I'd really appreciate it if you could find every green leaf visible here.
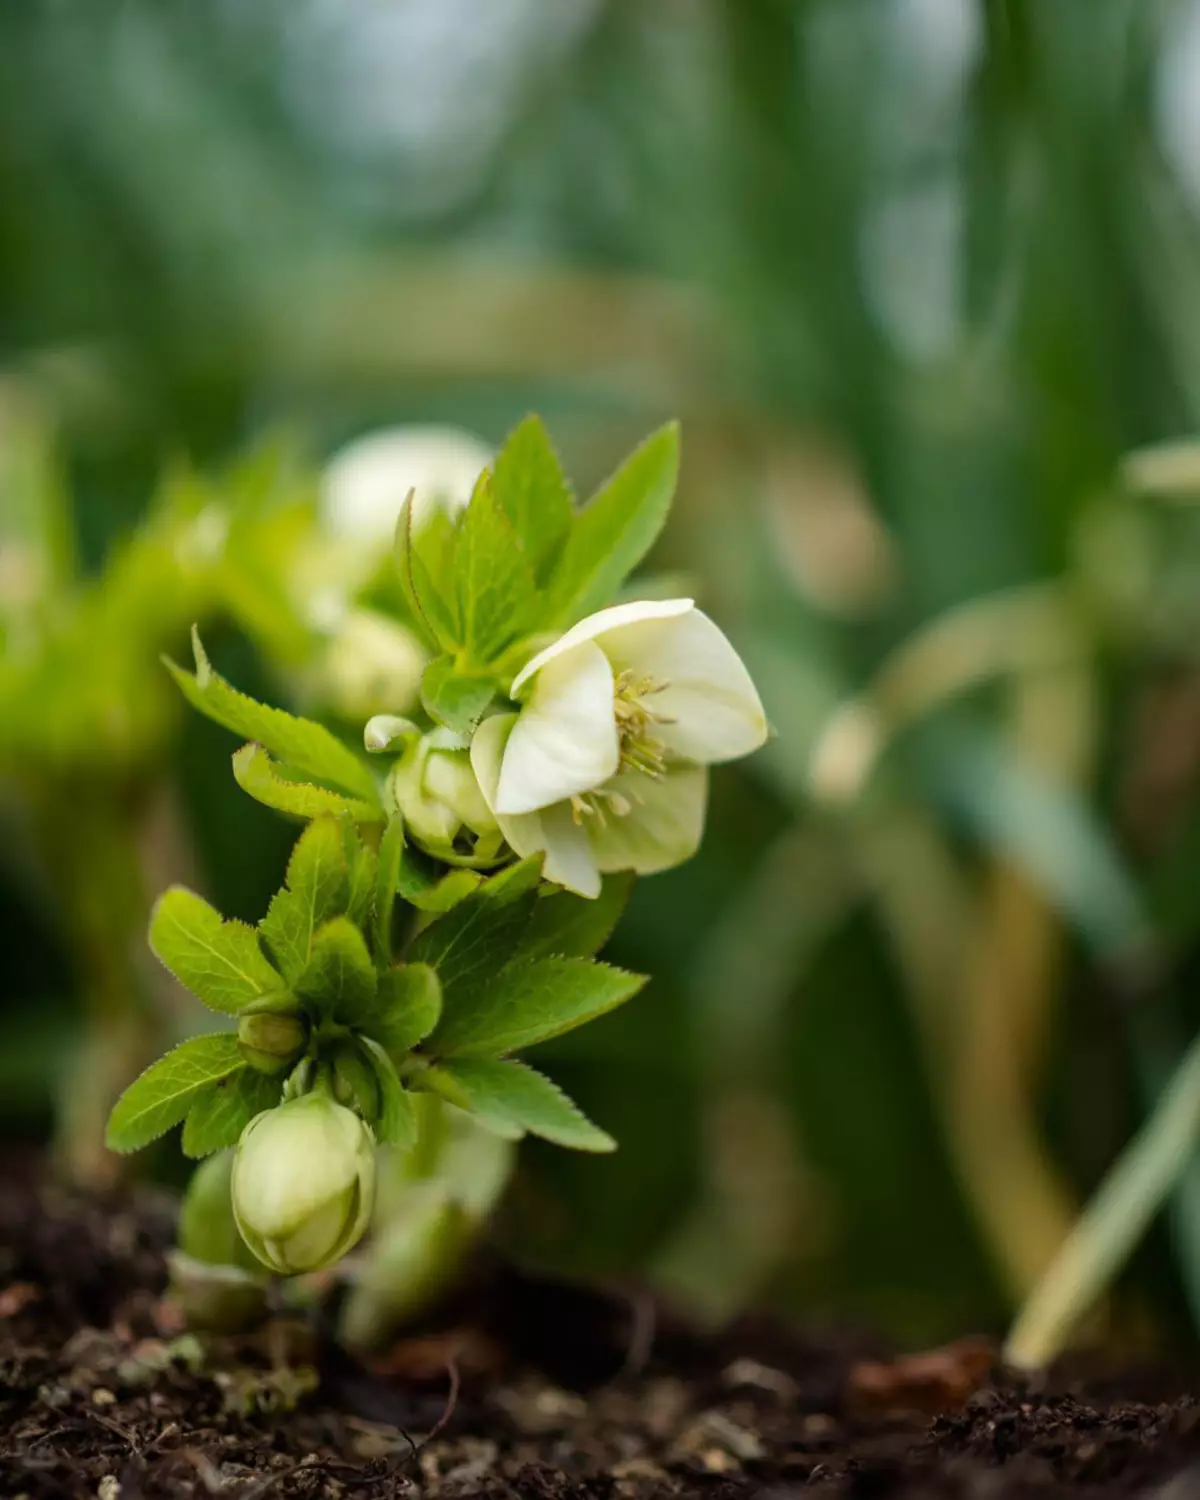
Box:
[344,823,379,928]
[396,842,483,913]
[259,817,349,981]
[420,655,497,736]
[232,743,382,824]
[106,1034,244,1153]
[491,414,574,579]
[429,957,645,1059]
[520,872,635,960]
[544,423,680,625]
[181,1069,282,1158]
[360,1038,417,1150]
[428,1058,615,1152]
[394,494,461,650]
[407,857,542,998]
[374,814,405,965]
[166,627,378,800]
[150,886,280,1015]
[371,963,442,1054]
[454,474,540,663]
[298,917,378,1025]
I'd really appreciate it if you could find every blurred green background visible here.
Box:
[7,0,1200,1348]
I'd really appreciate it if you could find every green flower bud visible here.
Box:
[237,1008,307,1080]
[173,1152,269,1333]
[231,1094,376,1276]
[387,729,502,864]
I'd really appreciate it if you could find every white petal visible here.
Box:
[601,607,767,764]
[587,766,708,876]
[321,425,492,548]
[495,641,619,815]
[510,598,695,697]
[471,715,601,897]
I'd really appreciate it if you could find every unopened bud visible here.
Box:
[388,730,502,864]
[238,1008,308,1075]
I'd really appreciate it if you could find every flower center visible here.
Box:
[569,671,673,826]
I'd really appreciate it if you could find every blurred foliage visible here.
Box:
[7,0,1200,1346]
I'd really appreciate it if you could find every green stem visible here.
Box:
[1005,1025,1200,1369]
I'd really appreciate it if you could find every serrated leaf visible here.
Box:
[260,817,349,981]
[298,916,377,1025]
[429,957,645,1059]
[395,494,461,650]
[491,414,574,579]
[407,858,542,998]
[544,423,680,625]
[181,1069,282,1158]
[167,627,377,800]
[150,887,280,1015]
[344,823,378,928]
[520,872,635,960]
[455,474,540,664]
[428,1058,615,1152]
[232,744,382,824]
[106,1034,244,1153]
[360,1038,417,1150]
[420,656,497,736]
[371,963,442,1054]
[396,843,483,913]
[374,814,405,965]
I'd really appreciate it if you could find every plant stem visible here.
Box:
[1005,1025,1200,1369]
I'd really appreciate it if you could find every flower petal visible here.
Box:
[471,715,601,897]
[495,641,619,815]
[587,765,708,876]
[510,598,695,697]
[601,607,767,764]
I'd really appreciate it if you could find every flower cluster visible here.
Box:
[107,415,767,1308]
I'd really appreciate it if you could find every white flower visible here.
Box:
[318,608,428,720]
[321,424,492,551]
[232,1094,376,1275]
[471,599,767,898]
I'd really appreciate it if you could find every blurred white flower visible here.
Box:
[318,607,428,720]
[470,599,767,897]
[320,423,492,551]
[232,1093,376,1276]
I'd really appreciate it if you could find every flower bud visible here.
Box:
[232,1094,376,1276]
[237,1001,308,1076]
[318,608,428,721]
[173,1152,269,1333]
[388,730,503,864]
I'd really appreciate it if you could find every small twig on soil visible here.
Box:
[399,1354,461,1477]
[239,1457,325,1499]
[622,1289,657,1377]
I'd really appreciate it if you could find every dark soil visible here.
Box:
[2,1181,1199,1498]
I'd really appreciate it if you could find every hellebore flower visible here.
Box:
[320,424,492,552]
[471,599,767,897]
[231,1094,376,1275]
[318,608,428,720]
[368,722,505,865]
